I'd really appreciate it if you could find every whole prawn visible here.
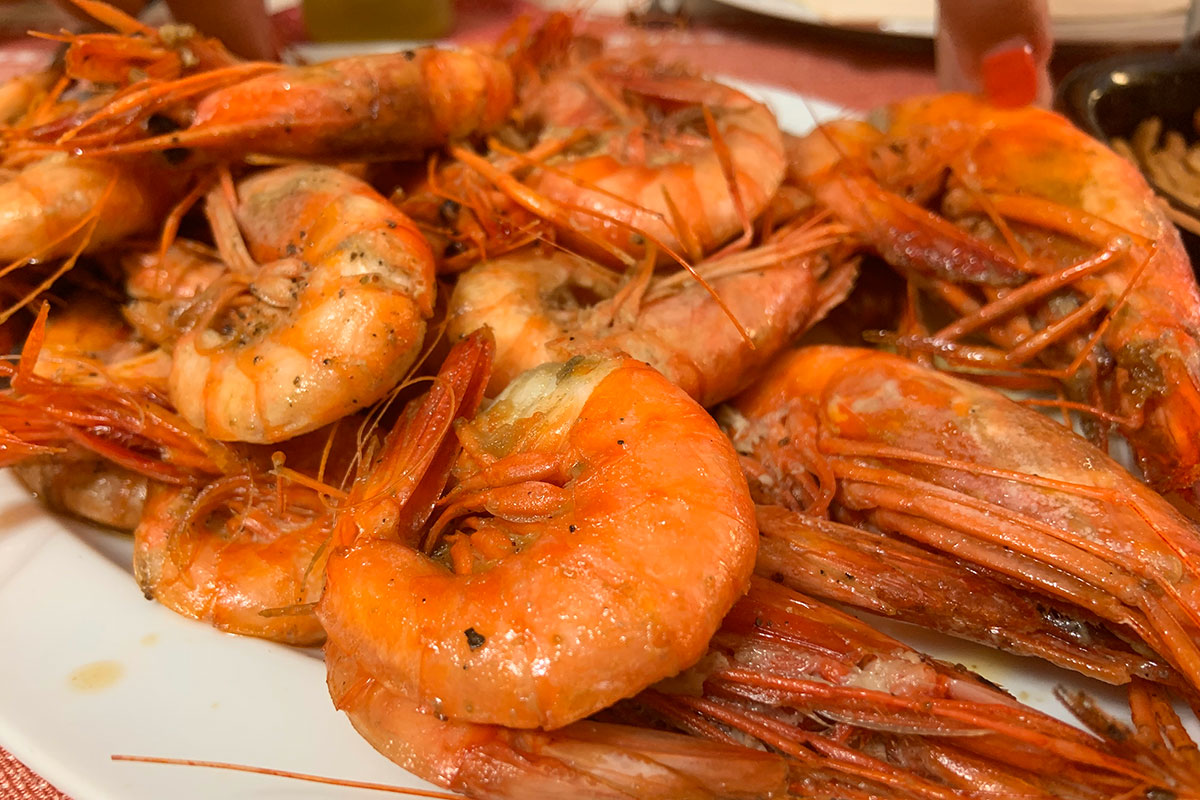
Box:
[315,332,1157,800]
[408,39,787,271]
[7,292,171,528]
[168,163,436,443]
[792,93,1200,499]
[318,329,759,731]
[446,215,854,403]
[27,43,515,162]
[727,345,1200,693]
[515,57,787,261]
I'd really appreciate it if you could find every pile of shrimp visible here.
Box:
[6,2,1200,797]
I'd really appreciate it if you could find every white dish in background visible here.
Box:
[0,84,1174,799]
[711,0,1188,43]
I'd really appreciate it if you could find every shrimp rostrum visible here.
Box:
[727,345,1200,693]
[792,93,1200,499]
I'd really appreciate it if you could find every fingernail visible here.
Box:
[981,37,1038,109]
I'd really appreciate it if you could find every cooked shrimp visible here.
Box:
[753,504,1176,686]
[727,345,1200,692]
[446,217,854,404]
[31,292,165,385]
[0,304,237,485]
[133,474,332,645]
[121,240,225,348]
[449,59,785,265]
[0,155,184,265]
[794,93,1200,499]
[324,640,789,800]
[169,163,436,443]
[318,332,758,730]
[14,456,150,531]
[42,46,514,162]
[0,68,58,127]
[5,293,170,529]
[645,579,1166,800]
[329,567,1161,799]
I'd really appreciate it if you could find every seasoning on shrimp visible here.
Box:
[169,164,436,443]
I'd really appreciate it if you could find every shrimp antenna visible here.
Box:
[110,755,462,799]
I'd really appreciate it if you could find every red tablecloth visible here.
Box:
[0,0,1156,796]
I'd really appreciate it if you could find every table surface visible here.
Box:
[0,0,1171,796]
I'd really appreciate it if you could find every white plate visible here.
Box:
[0,84,1167,800]
[711,0,1188,43]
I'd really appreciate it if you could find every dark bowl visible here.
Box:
[1055,50,1200,142]
[1056,51,1200,268]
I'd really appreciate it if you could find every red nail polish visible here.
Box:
[981,39,1038,109]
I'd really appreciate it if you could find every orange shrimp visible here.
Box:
[37,46,514,162]
[0,68,58,127]
[727,345,1200,693]
[792,93,1200,499]
[120,239,225,349]
[406,44,787,271]
[0,304,238,487]
[445,217,854,403]
[168,163,435,443]
[515,58,787,262]
[318,331,758,731]
[753,505,1176,686]
[642,578,1176,800]
[324,640,790,800]
[0,155,187,266]
[14,454,149,531]
[328,552,1169,797]
[133,472,332,645]
[5,292,174,529]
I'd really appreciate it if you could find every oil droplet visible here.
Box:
[68,660,124,692]
[140,634,158,646]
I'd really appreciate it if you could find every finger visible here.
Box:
[165,0,279,60]
[936,0,1052,105]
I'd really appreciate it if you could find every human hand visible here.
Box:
[936,0,1052,107]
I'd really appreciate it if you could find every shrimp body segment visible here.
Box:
[170,164,436,443]
[729,346,1200,690]
[319,352,758,730]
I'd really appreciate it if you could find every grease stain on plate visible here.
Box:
[68,660,124,692]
